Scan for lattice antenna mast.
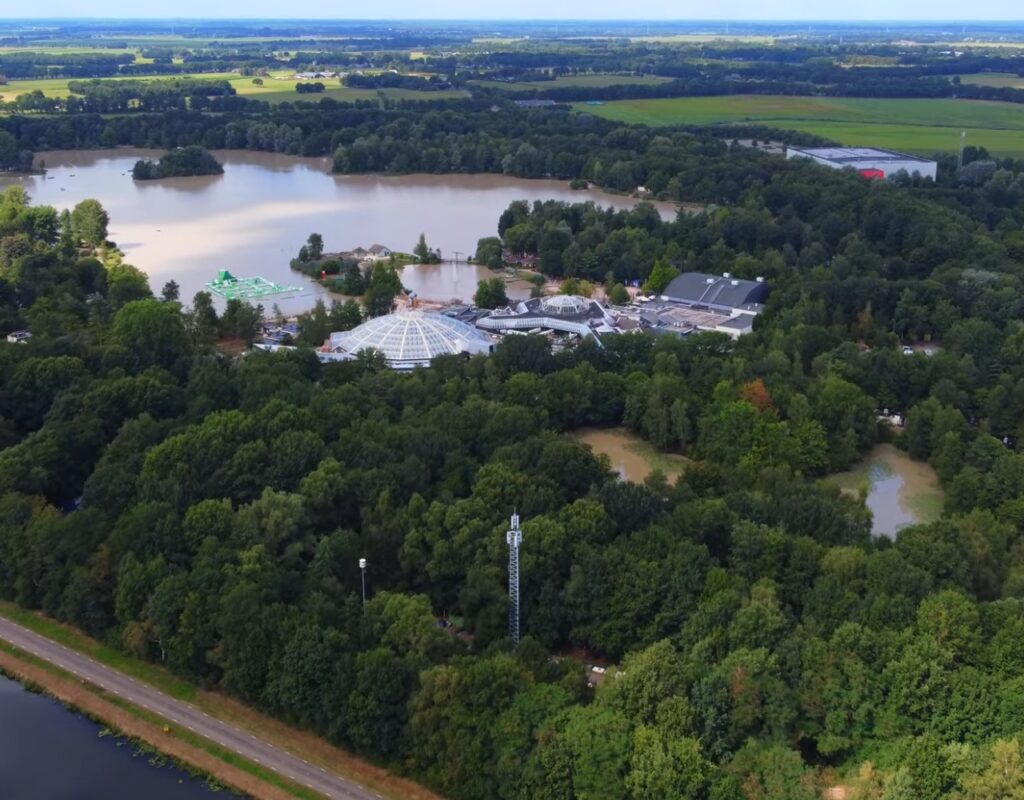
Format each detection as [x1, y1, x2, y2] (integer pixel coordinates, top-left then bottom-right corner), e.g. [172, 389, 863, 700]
[507, 512, 523, 645]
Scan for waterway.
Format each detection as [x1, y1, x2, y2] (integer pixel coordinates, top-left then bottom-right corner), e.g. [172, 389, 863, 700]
[829, 443, 945, 538]
[2, 149, 678, 312]
[0, 673, 229, 800]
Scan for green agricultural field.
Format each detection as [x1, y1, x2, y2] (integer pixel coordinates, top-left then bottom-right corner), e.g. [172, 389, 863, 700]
[0, 71, 243, 102]
[472, 74, 672, 92]
[959, 72, 1024, 89]
[574, 95, 1024, 157]
[0, 70, 468, 105]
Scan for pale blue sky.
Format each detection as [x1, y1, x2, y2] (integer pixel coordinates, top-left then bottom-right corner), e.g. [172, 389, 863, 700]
[8, 1, 1024, 21]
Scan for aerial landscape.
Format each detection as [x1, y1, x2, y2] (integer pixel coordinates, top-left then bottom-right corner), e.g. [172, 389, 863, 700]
[2, 3, 1024, 800]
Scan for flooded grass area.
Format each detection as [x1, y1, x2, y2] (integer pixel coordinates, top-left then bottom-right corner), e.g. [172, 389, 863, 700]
[828, 443, 944, 538]
[574, 427, 688, 484]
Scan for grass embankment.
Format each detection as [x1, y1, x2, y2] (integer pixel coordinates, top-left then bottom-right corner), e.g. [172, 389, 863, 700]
[0, 70, 470, 105]
[575, 94, 1024, 157]
[0, 602, 443, 800]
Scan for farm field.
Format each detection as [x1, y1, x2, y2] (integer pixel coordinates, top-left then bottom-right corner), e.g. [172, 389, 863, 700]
[575, 95, 1024, 156]
[472, 73, 672, 91]
[959, 71, 1024, 88]
[0, 71, 468, 104]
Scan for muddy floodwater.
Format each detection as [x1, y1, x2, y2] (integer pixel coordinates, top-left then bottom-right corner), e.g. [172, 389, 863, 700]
[575, 427, 688, 484]
[3, 149, 678, 312]
[830, 443, 944, 538]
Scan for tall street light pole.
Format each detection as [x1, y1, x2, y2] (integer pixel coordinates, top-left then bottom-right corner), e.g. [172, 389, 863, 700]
[359, 557, 368, 609]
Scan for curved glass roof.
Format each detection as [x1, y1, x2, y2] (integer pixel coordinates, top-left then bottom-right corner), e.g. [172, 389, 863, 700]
[331, 311, 492, 365]
[540, 294, 587, 315]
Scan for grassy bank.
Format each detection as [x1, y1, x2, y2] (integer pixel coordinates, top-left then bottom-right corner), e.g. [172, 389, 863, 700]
[0, 602, 442, 800]
[574, 95, 1024, 157]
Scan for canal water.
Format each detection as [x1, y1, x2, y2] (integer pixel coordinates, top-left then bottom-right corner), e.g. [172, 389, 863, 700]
[2, 149, 677, 312]
[0, 674, 231, 800]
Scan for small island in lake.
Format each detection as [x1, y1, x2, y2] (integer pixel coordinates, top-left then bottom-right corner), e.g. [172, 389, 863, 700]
[132, 146, 223, 180]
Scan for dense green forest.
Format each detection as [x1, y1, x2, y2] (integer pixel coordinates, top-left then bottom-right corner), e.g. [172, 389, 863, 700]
[3, 98, 1024, 798]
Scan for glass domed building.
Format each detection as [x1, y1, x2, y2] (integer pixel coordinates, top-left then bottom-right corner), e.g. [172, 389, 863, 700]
[539, 294, 588, 316]
[328, 311, 493, 370]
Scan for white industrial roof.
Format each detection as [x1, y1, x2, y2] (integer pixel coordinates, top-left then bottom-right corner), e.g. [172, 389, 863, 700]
[789, 146, 933, 164]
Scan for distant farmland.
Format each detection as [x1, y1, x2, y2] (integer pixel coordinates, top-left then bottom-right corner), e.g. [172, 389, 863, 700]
[472, 74, 672, 92]
[0, 71, 469, 105]
[574, 95, 1024, 157]
[958, 72, 1024, 89]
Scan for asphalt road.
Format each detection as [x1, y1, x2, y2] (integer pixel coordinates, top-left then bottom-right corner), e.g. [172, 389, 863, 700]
[0, 616, 383, 800]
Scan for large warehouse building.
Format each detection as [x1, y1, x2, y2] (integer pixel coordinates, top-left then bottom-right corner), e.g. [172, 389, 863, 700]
[786, 146, 938, 180]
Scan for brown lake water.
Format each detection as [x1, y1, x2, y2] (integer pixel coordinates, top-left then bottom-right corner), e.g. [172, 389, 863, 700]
[574, 427, 688, 484]
[829, 443, 945, 538]
[3, 149, 678, 312]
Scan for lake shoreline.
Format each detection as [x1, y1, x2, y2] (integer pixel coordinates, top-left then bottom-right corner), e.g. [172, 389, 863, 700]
[0, 645, 295, 800]
[3, 149, 679, 313]
[28, 145, 684, 213]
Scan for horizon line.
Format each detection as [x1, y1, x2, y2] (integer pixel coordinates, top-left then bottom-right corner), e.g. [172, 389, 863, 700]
[1, 16, 1024, 23]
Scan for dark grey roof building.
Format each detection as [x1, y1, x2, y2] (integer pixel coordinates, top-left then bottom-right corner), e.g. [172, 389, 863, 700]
[475, 295, 615, 338]
[661, 272, 769, 312]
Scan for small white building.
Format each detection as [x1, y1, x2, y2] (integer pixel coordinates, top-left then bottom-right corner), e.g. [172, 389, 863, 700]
[786, 146, 938, 181]
[5, 330, 31, 345]
[367, 244, 392, 261]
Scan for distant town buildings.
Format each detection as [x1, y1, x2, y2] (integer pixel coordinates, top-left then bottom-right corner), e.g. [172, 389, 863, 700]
[785, 146, 938, 181]
[514, 99, 558, 108]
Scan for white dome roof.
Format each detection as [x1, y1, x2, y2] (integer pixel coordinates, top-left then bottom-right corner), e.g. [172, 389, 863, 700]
[540, 294, 587, 315]
[330, 311, 492, 367]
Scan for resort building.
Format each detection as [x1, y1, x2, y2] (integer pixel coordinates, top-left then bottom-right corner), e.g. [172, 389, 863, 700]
[617, 271, 769, 339]
[324, 310, 494, 370]
[472, 295, 619, 339]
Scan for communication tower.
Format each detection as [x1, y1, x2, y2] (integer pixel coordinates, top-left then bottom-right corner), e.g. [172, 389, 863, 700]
[507, 513, 523, 645]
